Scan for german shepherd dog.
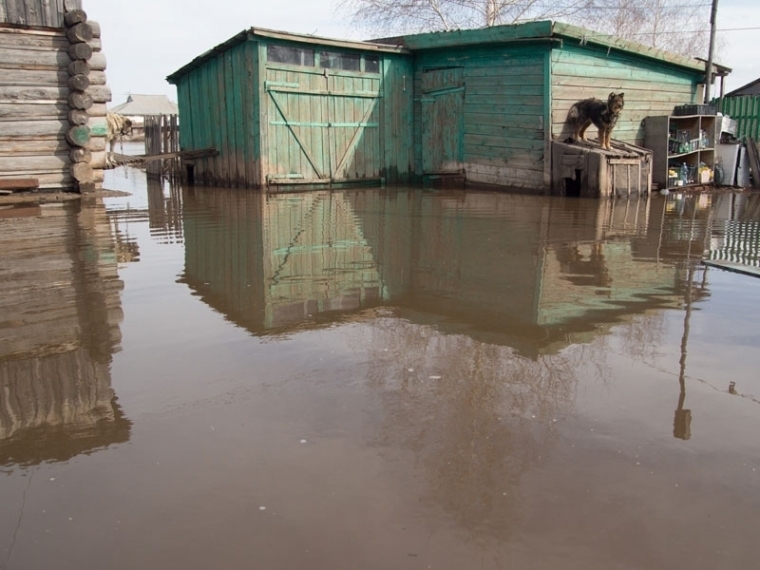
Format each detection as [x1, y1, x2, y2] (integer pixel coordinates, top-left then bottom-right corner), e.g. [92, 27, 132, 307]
[567, 92, 625, 150]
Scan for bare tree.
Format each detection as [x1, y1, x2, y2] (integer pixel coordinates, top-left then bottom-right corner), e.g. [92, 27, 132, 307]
[339, 0, 712, 58]
[338, 0, 594, 34]
[580, 0, 711, 57]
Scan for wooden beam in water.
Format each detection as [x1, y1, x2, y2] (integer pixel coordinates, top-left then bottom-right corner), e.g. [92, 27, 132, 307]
[113, 148, 218, 164]
[703, 260, 760, 279]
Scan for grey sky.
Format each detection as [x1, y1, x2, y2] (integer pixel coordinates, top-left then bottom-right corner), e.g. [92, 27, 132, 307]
[85, 0, 758, 106]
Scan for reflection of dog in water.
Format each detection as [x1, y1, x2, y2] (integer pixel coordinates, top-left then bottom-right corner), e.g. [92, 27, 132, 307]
[567, 92, 625, 150]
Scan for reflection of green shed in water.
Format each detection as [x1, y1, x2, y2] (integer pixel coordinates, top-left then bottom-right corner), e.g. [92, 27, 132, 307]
[168, 21, 727, 193]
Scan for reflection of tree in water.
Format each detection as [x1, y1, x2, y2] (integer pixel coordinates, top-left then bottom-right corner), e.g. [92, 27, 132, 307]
[354, 314, 606, 539]
[615, 311, 667, 363]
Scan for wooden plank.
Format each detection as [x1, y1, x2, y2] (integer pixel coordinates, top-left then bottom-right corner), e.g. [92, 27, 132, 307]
[464, 133, 545, 152]
[0, 100, 68, 118]
[117, 148, 219, 163]
[83, 84, 111, 104]
[0, 28, 68, 48]
[3, 0, 19, 25]
[0, 68, 68, 87]
[0, 177, 38, 190]
[0, 46, 70, 67]
[268, 90, 326, 178]
[702, 259, 760, 279]
[0, 154, 68, 171]
[464, 162, 543, 188]
[333, 97, 378, 178]
[464, 124, 543, 140]
[0, 135, 67, 154]
[464, 64, 544, 78]
[464, 112, 543, 129]
[230, 44, 245, 185]
[88, 51, 106, 71]
[0, 85, 65, 101]
[0, 118, 67, 136]
[0, 169, 71, 189]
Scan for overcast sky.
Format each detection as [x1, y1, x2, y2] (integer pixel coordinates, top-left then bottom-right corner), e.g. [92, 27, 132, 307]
[85, 0, 759, 106]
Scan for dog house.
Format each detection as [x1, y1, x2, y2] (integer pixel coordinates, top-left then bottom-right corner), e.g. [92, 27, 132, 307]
[168, 21, 728, 193]
[551, 139, 652, 197]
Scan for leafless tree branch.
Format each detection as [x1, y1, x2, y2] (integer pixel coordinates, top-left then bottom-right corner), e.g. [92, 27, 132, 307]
[338, 0, 712, 58]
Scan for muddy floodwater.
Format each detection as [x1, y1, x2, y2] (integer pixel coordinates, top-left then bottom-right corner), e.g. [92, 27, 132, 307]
[1, 168, 759, 570]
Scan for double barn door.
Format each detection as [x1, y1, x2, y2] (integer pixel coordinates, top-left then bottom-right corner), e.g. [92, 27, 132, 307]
[265, 69, 381, 185]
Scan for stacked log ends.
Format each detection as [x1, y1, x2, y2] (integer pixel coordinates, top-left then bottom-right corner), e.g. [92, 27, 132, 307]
[64, 4, 111, 192]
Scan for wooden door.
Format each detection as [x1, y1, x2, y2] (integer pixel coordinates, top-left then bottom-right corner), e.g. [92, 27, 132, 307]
[265, 71, 381, 185]
[421, 67, 464, 174]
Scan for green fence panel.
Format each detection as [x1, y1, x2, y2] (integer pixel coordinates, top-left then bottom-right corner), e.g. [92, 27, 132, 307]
[721, 95, 760, 140]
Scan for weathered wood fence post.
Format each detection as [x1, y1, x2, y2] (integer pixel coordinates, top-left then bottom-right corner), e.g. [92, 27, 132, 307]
[145, 115, 181, 179]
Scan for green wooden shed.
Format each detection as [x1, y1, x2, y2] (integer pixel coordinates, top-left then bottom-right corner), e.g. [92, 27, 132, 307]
[167, 28, 414, 189]
[168, 21, 728, 193]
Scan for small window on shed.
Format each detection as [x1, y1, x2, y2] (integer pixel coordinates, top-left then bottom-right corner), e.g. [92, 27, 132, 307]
[365, 55, 380, 73]
[320, 50, 361, 71]
[267, 45, 315, 66]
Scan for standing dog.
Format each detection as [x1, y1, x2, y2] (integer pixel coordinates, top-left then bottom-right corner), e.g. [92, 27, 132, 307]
[106, 113, 133, 167]
[567, 92, 625, 150]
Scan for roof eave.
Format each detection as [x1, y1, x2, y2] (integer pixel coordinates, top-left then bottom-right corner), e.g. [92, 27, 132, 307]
[167, 27, 411, 84]
[552, 22, 730, 75]
[249, 27, 410, 54]
[389, 20, 555, 51]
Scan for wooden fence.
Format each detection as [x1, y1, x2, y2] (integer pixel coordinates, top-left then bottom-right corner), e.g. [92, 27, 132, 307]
[0, 0, 82, 28]
[144, 114, 180, 178]
[720, 95, 760, 140]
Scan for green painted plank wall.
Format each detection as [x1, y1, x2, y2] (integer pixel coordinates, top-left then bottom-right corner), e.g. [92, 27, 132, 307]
[550, 43, 701, 146]
[175, 41, 259, 187]
[261, 50, 413, 185]
[381, 55, 415, 183]
[721, 95, 760, 140]
[413, 44, 550, 190]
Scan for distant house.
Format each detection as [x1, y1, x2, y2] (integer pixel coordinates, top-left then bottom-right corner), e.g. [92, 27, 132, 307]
[168, 21, 730, 193]
[109, 94, 179, 139]
[725, 78, 760, 97]
[720, 78, 760, 140]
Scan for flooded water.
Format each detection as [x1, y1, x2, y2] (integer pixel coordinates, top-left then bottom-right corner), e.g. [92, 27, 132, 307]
[1, 168, 759, 570]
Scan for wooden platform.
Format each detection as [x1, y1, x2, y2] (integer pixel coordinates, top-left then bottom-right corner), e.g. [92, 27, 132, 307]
[112, 148, 218, 166]
[552, 138, 653, 198]
[702, 259, 760, 278]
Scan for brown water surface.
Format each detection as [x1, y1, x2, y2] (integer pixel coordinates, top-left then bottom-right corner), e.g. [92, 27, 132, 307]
[1, 169, 759, 570]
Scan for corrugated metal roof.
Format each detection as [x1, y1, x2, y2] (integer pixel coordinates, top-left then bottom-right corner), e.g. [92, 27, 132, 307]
[110, 94, 179, 116]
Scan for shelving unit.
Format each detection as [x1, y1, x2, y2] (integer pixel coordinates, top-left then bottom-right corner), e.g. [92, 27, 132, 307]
[645, 114, 716, 189]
